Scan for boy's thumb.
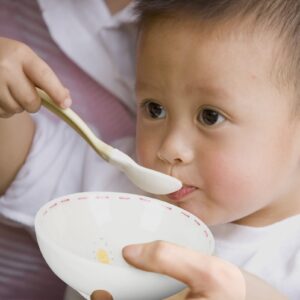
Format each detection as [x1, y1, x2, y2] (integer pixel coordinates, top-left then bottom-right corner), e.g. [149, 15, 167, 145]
[91, 290, 113, 300]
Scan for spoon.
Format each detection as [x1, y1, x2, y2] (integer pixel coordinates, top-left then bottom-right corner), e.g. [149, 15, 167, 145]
[36, 88, 182, 195]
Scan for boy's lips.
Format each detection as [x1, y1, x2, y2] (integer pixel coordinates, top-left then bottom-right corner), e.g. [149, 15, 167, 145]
[167, 185, 197, 202]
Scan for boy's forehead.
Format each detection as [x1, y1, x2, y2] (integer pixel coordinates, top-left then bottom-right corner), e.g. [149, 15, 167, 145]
[137, 16, 277, 68]
[137, 15, 282, 81]
[135, 15, 292, 107]
[139, 12, 274, 42]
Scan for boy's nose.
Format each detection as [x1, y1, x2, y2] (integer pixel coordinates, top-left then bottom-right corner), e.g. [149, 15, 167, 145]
[157, 130, 194, 166]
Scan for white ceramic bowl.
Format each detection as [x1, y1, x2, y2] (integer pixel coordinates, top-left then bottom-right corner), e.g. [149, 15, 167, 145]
[35, 192, 214, 300]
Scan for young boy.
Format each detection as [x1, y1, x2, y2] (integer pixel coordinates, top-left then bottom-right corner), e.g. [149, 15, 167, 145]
[0, 0, 299, 299]
[119, 1, 300, 299]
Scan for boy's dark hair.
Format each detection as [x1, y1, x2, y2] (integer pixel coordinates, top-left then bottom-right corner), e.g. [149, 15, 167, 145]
[134, 0, 300, 101]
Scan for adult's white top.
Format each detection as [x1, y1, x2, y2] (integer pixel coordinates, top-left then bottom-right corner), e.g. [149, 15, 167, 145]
[37, 0, 138, 112]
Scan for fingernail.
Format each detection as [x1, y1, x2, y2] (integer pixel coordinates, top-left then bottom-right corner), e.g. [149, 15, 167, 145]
[123, 244, 143, 260]
[62, 97, 72, 108]
[91, 290, 113, 300]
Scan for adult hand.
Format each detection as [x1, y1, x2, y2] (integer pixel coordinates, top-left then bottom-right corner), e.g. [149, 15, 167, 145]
[0, 37, 71, 118]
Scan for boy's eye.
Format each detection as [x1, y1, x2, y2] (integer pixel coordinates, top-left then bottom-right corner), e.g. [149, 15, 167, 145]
[198, 108, 225, 126]
[144, 101, 166, 119]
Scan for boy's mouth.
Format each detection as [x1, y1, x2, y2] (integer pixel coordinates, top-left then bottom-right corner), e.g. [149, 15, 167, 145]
[167, 185, 197, 202]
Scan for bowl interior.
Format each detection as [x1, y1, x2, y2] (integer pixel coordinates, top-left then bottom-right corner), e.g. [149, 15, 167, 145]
[36, 192, 214, 268]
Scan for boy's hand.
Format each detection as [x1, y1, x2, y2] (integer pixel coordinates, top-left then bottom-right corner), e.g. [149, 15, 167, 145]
[0, 37, 71, 118]
[122, 241, 246, 300]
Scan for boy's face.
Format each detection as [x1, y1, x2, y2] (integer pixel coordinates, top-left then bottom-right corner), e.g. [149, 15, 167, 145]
[135, 18, 300, 226]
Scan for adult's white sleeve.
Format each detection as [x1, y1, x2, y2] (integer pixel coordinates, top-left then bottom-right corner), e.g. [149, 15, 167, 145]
[0, 112, 95, 227]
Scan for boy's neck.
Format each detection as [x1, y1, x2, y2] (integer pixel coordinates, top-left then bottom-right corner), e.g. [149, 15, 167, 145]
[234, 201, 300, 227]
[104, 0, 132, 15]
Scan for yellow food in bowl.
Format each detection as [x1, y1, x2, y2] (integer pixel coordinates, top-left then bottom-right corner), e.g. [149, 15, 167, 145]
[96, 249, 111, 264]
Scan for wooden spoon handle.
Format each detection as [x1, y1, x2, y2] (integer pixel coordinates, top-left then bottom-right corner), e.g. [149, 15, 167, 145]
[36, 88, 113, 161]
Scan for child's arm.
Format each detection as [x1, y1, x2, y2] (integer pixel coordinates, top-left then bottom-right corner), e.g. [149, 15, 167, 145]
[0, 113, 34, 195]
[121, 241, 288, 300]
[0, 37, 71, 195]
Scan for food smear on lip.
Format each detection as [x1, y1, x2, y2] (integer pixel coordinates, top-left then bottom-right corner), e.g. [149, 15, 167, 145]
[96, 249, 111, 264]
[167, 185, 197, 201]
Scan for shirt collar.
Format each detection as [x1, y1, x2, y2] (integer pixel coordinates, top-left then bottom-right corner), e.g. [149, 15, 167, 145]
[99, 1, 137, 29]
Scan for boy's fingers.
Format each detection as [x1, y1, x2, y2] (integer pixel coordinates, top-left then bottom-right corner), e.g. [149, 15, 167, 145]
[23, 50, 71, 108]
[122, 241, 209, 288]
[123, 241, 245, 298]
[91, 290, 113, 300]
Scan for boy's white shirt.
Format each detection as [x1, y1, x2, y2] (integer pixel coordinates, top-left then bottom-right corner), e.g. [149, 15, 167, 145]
[0, 113, 299, 300]
[37, 0, 138, 112]
[211, 216, 300, 299]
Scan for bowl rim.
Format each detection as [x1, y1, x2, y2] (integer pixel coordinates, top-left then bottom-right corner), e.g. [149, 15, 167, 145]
[34, 191, 215, 262]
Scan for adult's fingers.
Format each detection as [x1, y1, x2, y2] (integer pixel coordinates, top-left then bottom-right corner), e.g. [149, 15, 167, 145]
[91, 290, 113, 300]
[0, 87, 23, 116]
[23, 49, 71, 108]
[0, 109, 13, 118]
[8, 74, 41, 113]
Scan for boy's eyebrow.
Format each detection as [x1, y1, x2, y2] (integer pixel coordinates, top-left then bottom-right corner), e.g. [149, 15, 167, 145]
[196, 86, 241, 105]
[135, 80, 160, 90]
[136, 80, 233, 100]
[188, 84, 231, 97]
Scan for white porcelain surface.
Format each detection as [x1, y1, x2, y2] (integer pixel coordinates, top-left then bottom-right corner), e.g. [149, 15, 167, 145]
[35, 192, 214, 300]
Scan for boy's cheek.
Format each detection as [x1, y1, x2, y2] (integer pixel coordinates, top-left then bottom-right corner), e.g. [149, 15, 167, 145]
[204, 154, 259, 204]
[135, 138, 155, 167]
[136, 128, 161, 167]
